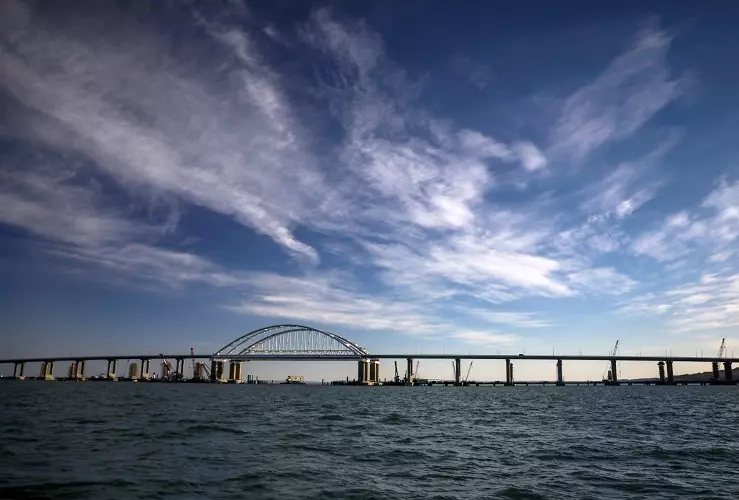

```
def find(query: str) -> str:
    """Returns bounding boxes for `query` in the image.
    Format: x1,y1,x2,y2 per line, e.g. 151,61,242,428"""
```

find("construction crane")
394,361,400,383
712,338,726,382
158,353,173,379
464,362,473,383
603,340,620,382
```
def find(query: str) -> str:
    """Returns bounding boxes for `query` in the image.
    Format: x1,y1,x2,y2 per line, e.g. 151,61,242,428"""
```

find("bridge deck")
0,354,737,363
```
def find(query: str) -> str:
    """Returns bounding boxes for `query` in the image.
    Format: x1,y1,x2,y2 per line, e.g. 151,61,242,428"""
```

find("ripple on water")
0,383,737,500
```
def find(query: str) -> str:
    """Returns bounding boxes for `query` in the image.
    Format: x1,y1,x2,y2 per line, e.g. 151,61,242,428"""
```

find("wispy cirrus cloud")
0,1,324,263
550,25,683,161
2,2,698,348
633,179,739,261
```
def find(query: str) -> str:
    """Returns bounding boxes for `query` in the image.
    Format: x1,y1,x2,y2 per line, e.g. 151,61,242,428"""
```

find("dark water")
1,383,738,499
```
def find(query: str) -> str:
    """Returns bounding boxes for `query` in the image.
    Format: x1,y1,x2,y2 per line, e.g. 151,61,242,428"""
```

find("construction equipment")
158,353,173,379
712,338,726,382
603,340,619,382
415,361,420,379
394,361,400,383
464,362,473,383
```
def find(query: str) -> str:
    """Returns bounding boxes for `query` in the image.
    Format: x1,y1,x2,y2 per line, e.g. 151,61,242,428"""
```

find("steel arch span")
213,325,369,358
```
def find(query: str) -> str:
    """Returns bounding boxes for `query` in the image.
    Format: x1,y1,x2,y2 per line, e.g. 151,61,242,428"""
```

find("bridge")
1,324,737,385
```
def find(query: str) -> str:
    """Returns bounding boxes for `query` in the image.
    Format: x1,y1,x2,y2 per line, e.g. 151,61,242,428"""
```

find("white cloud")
567,267,636,295
225,272,447,334
513,141,547,171
450,330,520,346
633,180,739,261
550,26,682,160
455,307,552,328
0,4,324,263
618,271,739,332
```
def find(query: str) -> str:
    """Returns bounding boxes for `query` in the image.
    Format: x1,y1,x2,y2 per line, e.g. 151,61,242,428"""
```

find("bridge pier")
106,359,117,380
40,361,54,381
609,359,619,385
711,362,720,383
658,361,665,384
68,361,85,380
505,359,513,386
454,358,461,385
406,358,414,384
174,358,184,379
369,358,380,384
13,362,25,380
139,359,150,380
210,360,225,382
556,359,564,386
666,360,675,385
228,361,243,383
724,362,734,383
357,360,364,384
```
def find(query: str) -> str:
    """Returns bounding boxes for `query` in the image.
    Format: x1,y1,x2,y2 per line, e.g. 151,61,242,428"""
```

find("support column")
712,362,720,382
724,362,734,383
666,360,674,385
78,360,85,380
357,360,364,384
406,358,413,384
556,359,564,386
41,361,54,380
176,358,184,379
371,359,380,383
229,361,243,382
609,359,618,385
107,359,117,380
139,359,147,380
69,362,78,379
505,359,512,386
211,360,217,382
658,361,665,385
13,362,25,380
454,358,461,385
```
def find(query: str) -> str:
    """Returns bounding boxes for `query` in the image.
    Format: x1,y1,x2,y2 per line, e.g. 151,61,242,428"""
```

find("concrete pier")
406,358,414,384
658,361,665,384
712,362,720,382
139,359,150,380
371,358,380,383
68,361,86,380
106,359,117,380
128,362,139,380
556,359,564,386
724,362,733,383
454,358,461,385
40,361,54,380
175,358,184,379
210,360,225,382
228,361,243,383
609,359,619,385
13,362,25,380
666,360,675,385
505,359,513,386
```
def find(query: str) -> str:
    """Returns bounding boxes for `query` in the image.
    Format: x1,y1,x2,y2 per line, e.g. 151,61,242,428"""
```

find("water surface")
1,382,737,499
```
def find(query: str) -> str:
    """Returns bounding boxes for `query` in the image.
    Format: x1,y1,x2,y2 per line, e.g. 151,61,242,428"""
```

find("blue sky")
1,0,738,380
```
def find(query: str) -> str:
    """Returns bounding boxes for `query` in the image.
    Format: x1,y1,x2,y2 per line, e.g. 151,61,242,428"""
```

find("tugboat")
281,375,305,385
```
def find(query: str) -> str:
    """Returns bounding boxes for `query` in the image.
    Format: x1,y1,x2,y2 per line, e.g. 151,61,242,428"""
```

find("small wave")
497,486,548,499
318,414,345,422
379,412,413,425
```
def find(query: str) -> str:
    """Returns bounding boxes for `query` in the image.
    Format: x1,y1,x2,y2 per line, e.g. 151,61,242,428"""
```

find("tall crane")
711,338,726,382
394,361,400,383
464,362,473,383
604,340,620,382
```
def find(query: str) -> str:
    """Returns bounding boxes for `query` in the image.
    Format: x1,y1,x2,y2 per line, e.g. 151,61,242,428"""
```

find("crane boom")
464,362,473,383
718,338,726,358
